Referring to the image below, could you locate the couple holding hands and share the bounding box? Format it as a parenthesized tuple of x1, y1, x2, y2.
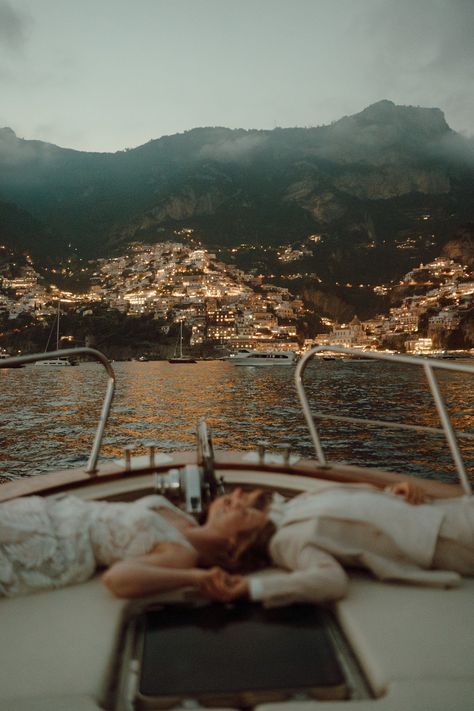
(1, 479, 472, 602)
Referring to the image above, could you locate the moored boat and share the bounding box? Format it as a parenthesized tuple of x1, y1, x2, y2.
(34, 357, 76, 366)
(229, 348, 296, 366)
(35, 300, 77, 367)
(168, 321, 196, 364)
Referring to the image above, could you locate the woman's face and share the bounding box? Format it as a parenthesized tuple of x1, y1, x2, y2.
(232, 487, 267, 510)
(207, 488, 268, 538)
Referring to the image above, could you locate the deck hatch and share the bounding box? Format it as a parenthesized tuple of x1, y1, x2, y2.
(135, 602, 348, 708)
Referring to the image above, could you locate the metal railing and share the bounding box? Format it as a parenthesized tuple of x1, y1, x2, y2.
(197, 418, 225, 498)
(295, 346, 474, 496)
(0, 347, 116, 474)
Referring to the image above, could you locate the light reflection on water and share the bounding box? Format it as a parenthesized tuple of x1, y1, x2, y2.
(1, 360, 473, 484)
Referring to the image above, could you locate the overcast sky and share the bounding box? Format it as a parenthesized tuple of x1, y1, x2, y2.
(1, 0, 473, 152)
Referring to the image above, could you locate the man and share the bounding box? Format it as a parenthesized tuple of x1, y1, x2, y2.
(205, 481, 474, 607)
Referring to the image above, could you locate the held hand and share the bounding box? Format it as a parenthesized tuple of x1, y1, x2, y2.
(386, 481, 426, 505)
(195, 567, 249, 602)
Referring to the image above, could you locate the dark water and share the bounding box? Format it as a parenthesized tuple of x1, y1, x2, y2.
(1, 359, 473, 484)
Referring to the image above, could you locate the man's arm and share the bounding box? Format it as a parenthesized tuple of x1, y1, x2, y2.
(185, 544, 348, 607)
(385, 481, 427, 505)
(246, 544, 348, 607)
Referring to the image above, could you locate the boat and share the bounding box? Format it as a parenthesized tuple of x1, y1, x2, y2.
(345, 352, 376, 361)
(35, 300, 77, 367)
(229, 348, 296, 366)
(168, 320, 196, 363)
(432, 350, 457, 360)
(0, 344, 473, 710)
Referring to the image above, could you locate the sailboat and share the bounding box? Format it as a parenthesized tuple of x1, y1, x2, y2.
(168, 320, 196, 363)
(35, 300, 76, 367)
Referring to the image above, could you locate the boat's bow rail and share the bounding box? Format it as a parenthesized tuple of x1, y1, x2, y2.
(0, 347, 116, 474)
(0, 346, 468, 503)
(296, 345, 474, 495)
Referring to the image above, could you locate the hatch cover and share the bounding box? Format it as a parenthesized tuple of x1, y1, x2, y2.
(133, 602, 353, 708)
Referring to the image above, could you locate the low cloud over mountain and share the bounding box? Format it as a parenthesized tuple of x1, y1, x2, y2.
(1, 101, 474, 289)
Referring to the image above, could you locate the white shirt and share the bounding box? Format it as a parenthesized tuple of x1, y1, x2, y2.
(248, 485, 468, 607)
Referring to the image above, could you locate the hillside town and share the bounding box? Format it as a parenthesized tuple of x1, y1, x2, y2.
(0, 240, 473, 356)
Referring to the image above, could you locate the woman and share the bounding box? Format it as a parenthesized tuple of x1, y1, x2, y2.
(0, 492, 267, 598)
(203, 481, 474, 607)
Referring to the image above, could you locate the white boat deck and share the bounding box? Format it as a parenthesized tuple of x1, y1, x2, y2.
(1, 571, 472, 710)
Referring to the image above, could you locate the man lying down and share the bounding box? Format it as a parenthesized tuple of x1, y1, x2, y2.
(179, 479, 474, 607)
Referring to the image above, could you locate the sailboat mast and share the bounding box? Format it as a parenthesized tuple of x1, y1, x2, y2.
(180, 321, 183, 359)
(56, 300, 60, 350)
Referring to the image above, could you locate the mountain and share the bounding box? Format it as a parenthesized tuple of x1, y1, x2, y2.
(0, 198, 64, 257)
(1, 101, 474, 284)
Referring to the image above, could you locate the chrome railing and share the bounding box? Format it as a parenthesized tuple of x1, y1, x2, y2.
(197, 418, 225, 498)
(0, 348, 115, 474)
(295, 346, 474, 496)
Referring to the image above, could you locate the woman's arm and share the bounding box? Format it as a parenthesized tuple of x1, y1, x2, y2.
(103, 559, 204, 598)
(102, 543, 230, 599)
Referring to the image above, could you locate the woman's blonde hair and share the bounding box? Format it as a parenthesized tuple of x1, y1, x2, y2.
(228, 518, 276, 572)
(225, 489, 276, 573)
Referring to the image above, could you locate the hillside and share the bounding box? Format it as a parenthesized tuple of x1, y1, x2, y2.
(1, 100, 474, 288)
(0, 199, 64, 257)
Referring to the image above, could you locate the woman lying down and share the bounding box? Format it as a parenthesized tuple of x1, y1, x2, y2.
(0, 480, 472, 603)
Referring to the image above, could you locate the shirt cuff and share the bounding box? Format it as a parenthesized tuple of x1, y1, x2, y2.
(248, 576, 265, 601)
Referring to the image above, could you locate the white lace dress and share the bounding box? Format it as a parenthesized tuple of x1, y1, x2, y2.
(0, 495, 195, 597)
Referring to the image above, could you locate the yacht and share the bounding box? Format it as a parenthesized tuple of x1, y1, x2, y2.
(229, 348, 296, 366)
(0, 345, 472, 711)
(35, 357, 76, 367)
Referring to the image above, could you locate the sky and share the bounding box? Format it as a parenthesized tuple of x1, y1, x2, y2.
(0, 0, 473, 153)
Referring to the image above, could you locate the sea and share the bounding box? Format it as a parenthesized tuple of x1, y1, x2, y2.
(1, 358, 474, 484)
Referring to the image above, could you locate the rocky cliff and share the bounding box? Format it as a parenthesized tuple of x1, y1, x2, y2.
(1, 101, 473, 287)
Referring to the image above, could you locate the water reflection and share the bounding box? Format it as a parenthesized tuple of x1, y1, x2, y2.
(1, 359, 473, 483)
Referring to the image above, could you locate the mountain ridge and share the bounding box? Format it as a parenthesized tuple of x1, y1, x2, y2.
(1, 101, 474, 293)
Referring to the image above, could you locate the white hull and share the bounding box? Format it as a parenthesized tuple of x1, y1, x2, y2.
(35, 358, 74, 367)
(230, 349, 296, 366)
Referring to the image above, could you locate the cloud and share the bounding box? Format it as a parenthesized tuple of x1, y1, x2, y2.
(0, 0, 30, 52)
(198, 133, 267, 162)
(351, 0, 474, 134)
(0, 127, 59, 168)
(0, 128, 33, 165)
(435, 130, 474, 166)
